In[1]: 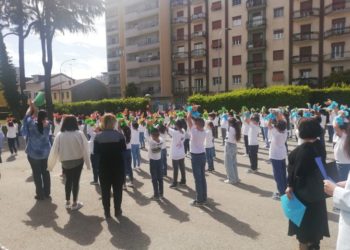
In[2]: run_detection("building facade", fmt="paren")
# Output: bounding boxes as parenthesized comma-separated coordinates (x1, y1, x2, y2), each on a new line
(106, 0, 350, 99)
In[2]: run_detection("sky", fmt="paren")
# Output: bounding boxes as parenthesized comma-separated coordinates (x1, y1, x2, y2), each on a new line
(3, 16, 107, 80)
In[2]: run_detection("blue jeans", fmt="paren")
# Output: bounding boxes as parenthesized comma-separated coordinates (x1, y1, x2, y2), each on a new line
(139, 132, 145, 148)
(224, 142, 239, 183)
(270, 159, 287, 195)
(131, 144, 140, 168)
(150, 159, 163, 197)
(123, 149, 133, 181)
(161, 148, 168, 176)
(205, 147, 215, 171)
(191, 153, 207, 203)
(262, 127, 269, 147)
(336, 163, 350, 182)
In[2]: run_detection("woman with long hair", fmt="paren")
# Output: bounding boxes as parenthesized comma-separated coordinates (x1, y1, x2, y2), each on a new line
(48, 115, 91, 211)
(23, 101, 51, 200)
(224, 117, 241, 184)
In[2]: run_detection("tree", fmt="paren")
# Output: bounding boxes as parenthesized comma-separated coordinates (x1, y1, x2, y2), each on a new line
(125, 83, 138, 97)
(0, 31, 21, 117)
(30, 0, 104, 119)
(325, 69, 350, 87)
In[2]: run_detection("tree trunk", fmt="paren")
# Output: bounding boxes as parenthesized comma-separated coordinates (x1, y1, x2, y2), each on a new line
(43, 34, 54, 121)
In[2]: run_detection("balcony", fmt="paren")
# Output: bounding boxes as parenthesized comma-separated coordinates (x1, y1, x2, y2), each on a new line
(191, 67, 207, 75)
(191, 49, 207, 57)
(324, 51, 350, 62)
(292, 77, 319, 87)
(191, 12, 206, 22)
(174, 87, 206, 95)
(325, 0, 350, 15)
(137, 55, 160, 63)
(246, 60, 266, 70)
(191, 0, 205, 4)
(246, 0, 267, 10)
(246, 40, 266, 50)
(191, 31, 207, 39)
(172, 69, 189, 76)
(292, 55, 319, 64)
(246, 18, 266, 30)
(172, 51, 189, 60)
(172, 16, 188, 25)
(171, 0, 188, 8)
(172, 35, 188, 43)
(324, 27, 350, 38)
(293, 8, 320, 19)
(292, 32, 319, 42)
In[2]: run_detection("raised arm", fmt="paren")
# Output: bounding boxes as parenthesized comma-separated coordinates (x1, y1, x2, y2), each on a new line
(187, 111, 193, 129)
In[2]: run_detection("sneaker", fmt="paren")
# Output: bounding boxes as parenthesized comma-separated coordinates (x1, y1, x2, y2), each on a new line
(179, 181, 186, 186)
(127, 182, 134, 188)
(333, 207, 341, 213)
(151, 196, 160, 201)
(190, 200, 205, 207)
(65, 201, 71, 209)
(159, 195, 164, 200)
(243, 154, 249, 157)
(90, 181, 99, 185)
(71, 202, 83, 211)
(169, 183, 177, 188)
(272, 192, 280, 201)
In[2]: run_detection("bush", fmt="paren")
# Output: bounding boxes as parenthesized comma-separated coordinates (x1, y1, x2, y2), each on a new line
(54, 98, 149, 115)
(309, 87, 350, 105)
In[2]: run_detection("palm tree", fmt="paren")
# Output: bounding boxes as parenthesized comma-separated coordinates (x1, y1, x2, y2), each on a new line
(31, 0, 104, 118)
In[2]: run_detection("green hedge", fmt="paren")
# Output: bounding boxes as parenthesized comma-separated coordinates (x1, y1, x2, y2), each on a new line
(188, 86, 350, 111)
(54, 98, 149, 115)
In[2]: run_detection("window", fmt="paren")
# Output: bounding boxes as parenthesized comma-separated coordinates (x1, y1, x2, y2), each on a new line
(212, 58, 222, 67)
(273, 50, 284, 60)
(232, 35, 241, 45)
(332, 18, 346, 30)
(66, 92, 69, 99)
(211, 1, 222, 11)
(212, 39, 222, 49)
(331, 66, 344, 72)
(177, 80, 185, 89)
(213, 77, 222, 85)
(232, 55, 241, 65)
(194, 6, 203, 15)
(194, 42, 203, 50)
(272, 71, 284, 81)
(232, 0, 241, 6)
(212, 20, 222, 30)
(177, 63, 185, 71)
(194, 78, 204, 92)
(232, 16, 242, 26)
(274, 7, 284, 17)
(177, 46, 185, 52)
(300, 69, 312, 78)
(53, 93, 57, 100)
(177, 10, 184, 17)
(273, 29, 284, 39)
(194, 24, 203, 32)
(232, 75, 241, 84)
(332, 42, 345, 58)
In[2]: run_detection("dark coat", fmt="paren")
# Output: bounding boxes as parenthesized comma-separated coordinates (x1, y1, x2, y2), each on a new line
(287, 140, 330, 243)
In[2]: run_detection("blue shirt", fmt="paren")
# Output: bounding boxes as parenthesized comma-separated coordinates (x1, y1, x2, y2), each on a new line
(23, 115, 51, 159)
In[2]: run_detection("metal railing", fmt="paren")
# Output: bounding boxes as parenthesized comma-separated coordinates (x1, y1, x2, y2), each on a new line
(291, 55, 319, 64)
(171, 0, 188, 7)
(191, 31, 207, 39)
(246, 60, 266, 70)
(324, 51, 350, 61)
(292, 32, 319, 41)
(324, 27, 350, 38)
(172, 16, 188, 24)
(172, 52, 189, 59)
(292, 77, 319, 87)
(246, 40, 266, 49)
(325, 0, 350, 15)
(293, 8, 320, 19)
(191, 49, 207, 57)
(191, 67, 207, 74)
(172, 35, 189, 42)
(246, 18, 267, 29)
(246, 0, 267, 9)
(191, 12, 206, 21)
(172, 69, 190, 76)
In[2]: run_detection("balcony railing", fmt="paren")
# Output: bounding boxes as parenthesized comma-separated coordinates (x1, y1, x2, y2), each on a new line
(172, 35, 189, 42)
(191, 49, 207, 57)
(191, 12, 206, 21)
(172, 51, 189, 59)
(292, 77, 319, 87)
(173, 86, 207, 95)
(246, 0, 267, 9)
(293, 8, 320, 19)
(324, 27, 350, 38)
(324, 51, 350, 62)
(246, 60, 266, 70)
(172, 69, 189, 76)
(171, 0, 188, 7)
(172, 16, 188, 24)
(292, 32, 319, 41)
(191, 67, 207, 74)
(292, 55, 319, 64)
(246, 18, 267, 29)
(137, 38, 159, 47)
(246, 40, 266, 50)
(325, 0, 350, 15)
(137, 55, 160, 63)
(191, 31, 207, 39)
(191, 0, 205, 4)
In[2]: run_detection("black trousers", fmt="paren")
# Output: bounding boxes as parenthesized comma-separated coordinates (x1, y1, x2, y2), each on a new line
(248, 145, 259, 171)
(27, 156, 50, 198)
(221, 128, 227, 144)
(172, 159, 186, 184)
(99, 171, 124, 214)
(8, 138, 17, 154)
(64, 164, 83, 202)
(244, 135, 249, 155)
(184, 139, 190, 154)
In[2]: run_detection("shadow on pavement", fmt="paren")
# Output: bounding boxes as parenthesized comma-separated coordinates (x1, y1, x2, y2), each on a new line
(158, 197, 190, 223)
(234, 182, 273, 198)
(125, 179, 151, 206)
(6, 155, 16, 162)
(23, 200, 58, 228)
(107, 216, 151, 249)
(26, 175, 33, 182)
(201, 199, 259, 239)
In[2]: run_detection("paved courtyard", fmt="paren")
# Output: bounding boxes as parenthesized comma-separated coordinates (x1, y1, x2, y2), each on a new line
(0, 135, 339, 250)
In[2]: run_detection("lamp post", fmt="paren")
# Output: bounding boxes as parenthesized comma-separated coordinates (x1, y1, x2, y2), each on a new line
(59, 59, 76, 104)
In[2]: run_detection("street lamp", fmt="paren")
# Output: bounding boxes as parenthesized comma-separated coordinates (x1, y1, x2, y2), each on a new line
(59, 59, 76, 104)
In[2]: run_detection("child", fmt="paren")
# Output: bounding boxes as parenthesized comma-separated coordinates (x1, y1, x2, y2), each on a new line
(205, 122, 215, 172)
(121, 125, 134, 188)
(130, 122, 141, 169)
(159, 124, 168, 177)
(88, 125, 100, 185)
(224, 118, 241, 184)
(247, 114, 260, 173)
(241, 114, 250, 157)
(148, 128, 164, 200)
(139, 121, 146, 149)
(6, 120, 17, 156)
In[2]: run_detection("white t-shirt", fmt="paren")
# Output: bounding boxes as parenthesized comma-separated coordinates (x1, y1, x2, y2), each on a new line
(334, 132, 350, 164)
(6, 124, 17, 138)
(226, 126, 237, 144)
(160, 132, 167, 149)
(242, 120, 249, 136)
(168, 128, 185, 160)
(220, 116, 228, 130)
(213, 117, 219, 127)
(205, 129, 214, 148)
(148, 137, 163, 160)
(131, 128, 140, 145)
(190, 127, 206, 154)
(269, 128, 288, 160)
(248, 123, 260, 146)
(320, 115, 327, 129)
(139, 124, 146, 133)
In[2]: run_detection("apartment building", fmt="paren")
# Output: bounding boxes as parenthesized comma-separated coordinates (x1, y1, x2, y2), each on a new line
(106, 0, 350, 99)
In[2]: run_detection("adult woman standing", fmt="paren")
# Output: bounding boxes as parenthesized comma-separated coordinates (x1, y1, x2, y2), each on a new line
(286, 118, 329, 250)
(224, 117, 241, 184)
(23, 101, 51, 200)
(48, 115, 91, 210)
(94, 114, 126, 219)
